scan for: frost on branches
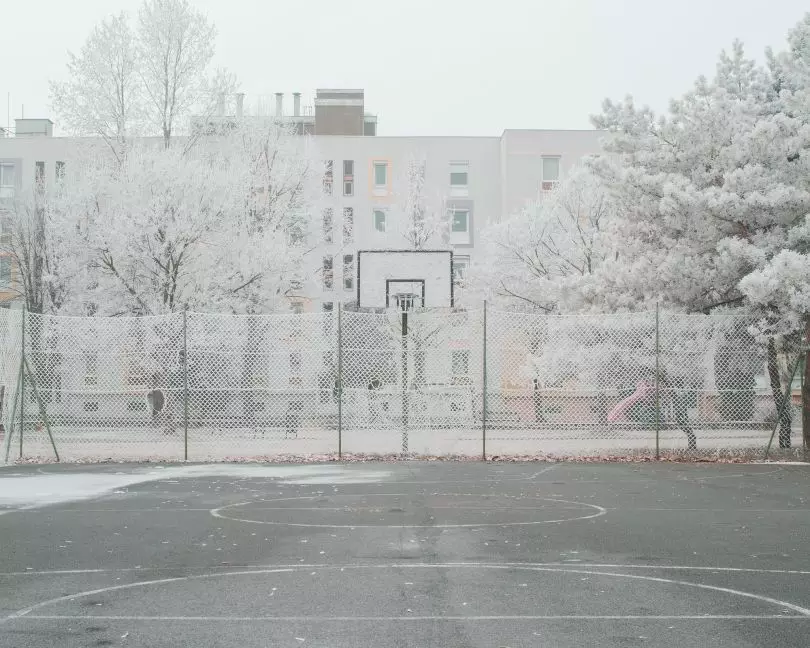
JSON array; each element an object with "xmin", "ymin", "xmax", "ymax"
[
  {"xmin": 395, "ymin": 157, "xmax": 450, "ymax": 250},
  {"xmin": 586, "ymin": 33, "xmax": 810, "ymax": 320},
  {"xmin": 582, "ymin": 16, "xmax": 810, "ymax": 447},
  {"xmin": 50, "ymin": 0, "xmax": 236, "ymax": 154},
  {"xmin": 472, "ymin": 167, "xmax": 613, "ymax": 312},
  {"xmin": 0, "ymin": 180, "xmax": 90, "ymax": 315},
  {"xmin": 72, "ymin": 120, "xmax": 321, "ymax": 316}
]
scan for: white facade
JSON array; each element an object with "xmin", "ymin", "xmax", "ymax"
[{"xmin": 0, "ymin": 124, "xmax": 604, "ymax": 310}]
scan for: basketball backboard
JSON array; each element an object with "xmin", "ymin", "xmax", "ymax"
[{"xmin": 357, "ymin": 250, "xmax": 453, "ymax": 310}]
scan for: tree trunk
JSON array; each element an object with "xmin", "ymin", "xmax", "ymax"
[
  {"xmin": 766, "ymin": 338, "xmax": 792, "ymax": 449},
  {"xmin": 802, "ymin": 317, "xmax": 810, "ymax": 450}
]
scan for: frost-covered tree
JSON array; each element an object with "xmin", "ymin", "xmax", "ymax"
[
  {"xmin": 0, "ymin": 180, "xmax": 88, "ymax": 315},
  {"xmin": 49, "ymin": 13, "xmax": 140, "ymax": 160},
  {"xmin": 75, "ymin": 120, "xmax": 320, "ymax": 316},
  {"xmin": 395, "ymin": 157, "xmax": 449, "ymax": 249},
  {"xmin": 582, "ymin": 24, "xmax": 810, "ymax": 447},
  {"xmin": 50, "ymin": 0, "xmax": 235, "ymax": 152},
  {"xmin": 137, "ymin": 0, "xmax": 236, "ymax": 149},
  {"xmin": 471, "ymin": 167, "xmax": 613, "ymax": 312}
]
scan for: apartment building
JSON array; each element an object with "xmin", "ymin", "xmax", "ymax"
[{"xmin": 0, "ymin": 90, "xmax": 604, "ymax": 309}]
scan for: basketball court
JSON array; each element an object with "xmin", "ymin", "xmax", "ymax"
[{"xmin": 2, "ymin": 460, "xmax": 810, "ymax": 647}]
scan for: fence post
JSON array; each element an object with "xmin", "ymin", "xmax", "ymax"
[
  {"xmin": 183, "ymin": 307, "xmax": 189, "ymax": 461},
  {"xmin": 802, "ymin": 319, "xmax": 809, "ymax": 459},
  {"xmin": 654, "ymin": 302, "xmax": 661, "ymax": 461},
  {"xmin": 482, "ymin": 300, "xmax": 488, "ymax": 462},
  {"xmin": 19, "ymin": 307, "xmax": 25, "ymax": 459},
  {"xmin": 3, "ymin": 355, "xmax": 22, "ymax": 463},
  {"xmin": 337, "ymin": 303, "xmax": 343, "ymax": 460},
  {"xmin": 401, "ymin": 310, "xmax": 409, "ymax": 454}
]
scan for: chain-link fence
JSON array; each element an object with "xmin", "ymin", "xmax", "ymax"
[{"xmin": 1, "ymin": 306, "xmax": 806, "ymax": 462}]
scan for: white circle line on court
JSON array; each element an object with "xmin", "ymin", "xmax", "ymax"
[
  {"xmin": 209, "ymin": 493, "xmax": 607, "ymax": 528},
  {"xmin": 4, "ymin": 564, "xmax": 810, "ymax": 624},
  {"xmin": 5, "ymin": 562, "xmax": 810, "ymax": 577},
  {"xmin": 18, "ymin": 615, "xmax": 810, "ymax": 622}
]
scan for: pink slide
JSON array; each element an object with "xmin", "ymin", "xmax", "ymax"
[{"xmin": 607, "ymin": 380, "xmax": 655, "ymax": 422}]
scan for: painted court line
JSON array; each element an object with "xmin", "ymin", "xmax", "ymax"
[
  {"xmin": 19, "ymin": 615, "xmax": 810, "ymax": 622},
  {"xmin": 4, "ymin": 563, "xmax": 810, "ymax": 577},
  {"xmin": 5, "ymin": 564, "xmax": 810, "ymax": 624},
  {"xmin": 210, "ymin": 494, "xmax": 607, "ymax": 528}
]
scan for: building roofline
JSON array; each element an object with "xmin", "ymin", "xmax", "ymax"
[{"xmin": 500, "ymin": 128, "xmax": 606, "ymax": 134}]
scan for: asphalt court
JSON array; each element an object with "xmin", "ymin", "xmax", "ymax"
[{"xmin": 1, "ymin": 461, "xmax": 809, "ymax": 647}]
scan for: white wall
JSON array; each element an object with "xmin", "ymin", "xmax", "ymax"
[
  {"xmin": 0, "ymin": 129, "xmax": 606, "ymax": 310},
  {"xmin": 499, "ymin": 129, "xmax": 605, "ymax": 218}
]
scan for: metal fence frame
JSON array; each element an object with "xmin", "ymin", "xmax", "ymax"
[{"xmin": 0, "ymin": 304, "xmax": 806, "ymax": 463}]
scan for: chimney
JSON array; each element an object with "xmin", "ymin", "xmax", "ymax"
[
  {"xmin": 236, "ymin": 93, "xmax": 245, "ymax": 119},
  {"xmin": 293, "ymin": 92, "xmax": 301, "ymax": 117},
  {"xmin": 217, "ymin": 93, "xmax": 225, "ymax": 117},
  {"xmin": 275, "ymin": 92, "xmax": 284, "ymax": 117}
]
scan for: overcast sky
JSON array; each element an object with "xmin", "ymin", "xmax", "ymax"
[{"xmin": 3, "ymin": 0, "xmax": 808, "ymax": 136}]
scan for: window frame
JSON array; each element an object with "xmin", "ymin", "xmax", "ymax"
[
  {"xmin": 322, "ymin": 256, "xmax": 334, "ymax": 290},
  {"xmin": 541, "ymin": 156, "xmax": 561, "ymax": 191},
  {"xmin": 343, "ymin": 160, "xmax": 354, "ymax": 196},
  {"xmin": 373, "ymin": 161, "xmax": 388, "ymax": 187},
  {"xmin": 449, "ymin": 161, "xmax": 469, "ymax": 186},
  {"xmin": 323, "ymin": 160, "xmax": 333, "ymax": 195},
  {"xmin": 343, "ymin": 254, "xmax": 355, "ymax": 291},
  {"xmin": 0, "ymin": 163, "xmax": 15, "ymax": 198},
  {"xmin": 452, "ymin": 256, "xmax": 470, "ymax": 283},
  {"xmin": 0, "ymin": 255, "xmax": 11, "ymax": 285},
  {"xmin": 373, "ymin": 209, "xmax": 387, "ymax": 233},
  {"xmin": 451, "ymin": 209, "xmax": 469, "ymax": 233},
  {"xmin": 342, "ymin": 207, "xmax": 354, "ymax": 244},
  {"xmin": 322, "ymin": 208, "xmax": 333, "ymax": 243}
]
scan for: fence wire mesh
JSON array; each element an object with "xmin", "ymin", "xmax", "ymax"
[{"xmin": 2, "ymin": 306, "xmax": 805, "ymax": 462}]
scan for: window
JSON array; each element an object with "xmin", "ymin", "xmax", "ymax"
[
  {"xmin": 373, "ymin": 161, "xmax": 387, "ymax": 186},
  {"xmin": 542, "ymin": 156, "xmax": 560, "ymax": 191},
  {"xmin": 373, "ymin": 209, "xmax": 386, "ymax": 233},
  {"xmin": 290, "ymin": 302, "xmax": 304, "ymax": 338},
  {"xmin": 450, "ymin": 161, "xmax": 469, "ymax": 195},
  {"xmin": 451, "ymin": 209, "xmax": 469, "ymax": 233},
  {"xmin": 343, "ymin": 160, "xmax": 354, "ymax": 196},
  {"xmin": 322, "ymin": 256, "xmax": 333, "ymax": 289},
  {"xmin": 452, "ymin": 256, "xmax": 469, "ymax": 283},
  {"xmin": 289, "ymin": 351, "xmax": 302, "ymax": 384},
  {"xmin": 0, "ymin": 256, "xmax": 10, "ymax": 285},
  {"xmin": 323, "ymin": 160, "xmax": 333, "ymax": 195},
  {"xmin": 452, "ymin": 349, "xmax": 470, "ymax": 375},
  {"xmin": 0, "ymin": 163, "xmax": 15, "ymax": 198},
  {"xmin": 35, "ymin": 161, "xmax": 45, "ymax": 184},
  {"xmin": 342, "ymin": 207, "xmax": 354, "ymax": 244},
  {"xmin": 287, "ymin": 218, "xmax": 307, "ymax": 245},
  {"xmin": 84, "ymin": 350, "xmax": 98, "ymax": 386},
  {"xmin": 322, "ymin": 208, "xmax": 333, "ymax": 243},
  {"xmin": 126, "ymin": 358, "xmax": 148, "ymax": 387},
  {"xmin": 343, "ymin": 254, "xmax": 354, "ymax": 291},
  {"xmin": 0, "ymin": 216, "xmax": 12, "ymax": 246},
  {"xmin": 55, "ymin": 161, "xmax": 65, "ymax": 181}
]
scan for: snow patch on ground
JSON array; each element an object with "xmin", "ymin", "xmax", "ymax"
[{"xmin": 0, "ymin": 464, "xmax": 391, "ymax": 510}]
